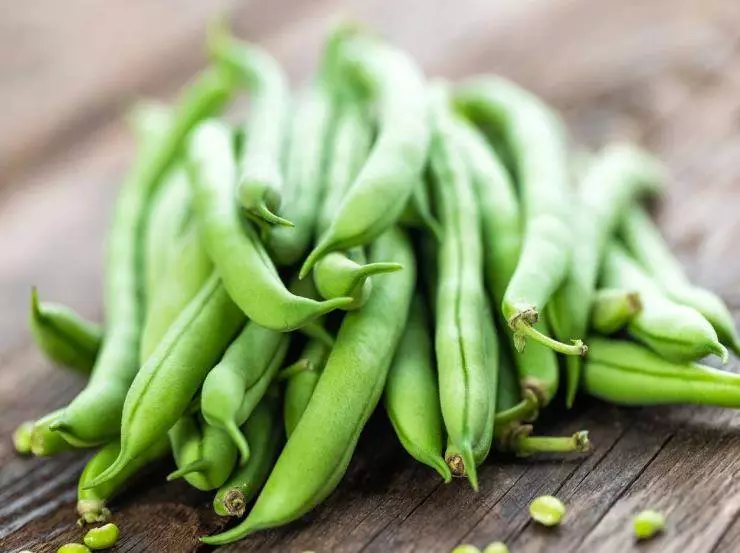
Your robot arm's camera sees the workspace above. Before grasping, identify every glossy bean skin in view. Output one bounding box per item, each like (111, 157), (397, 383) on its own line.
(29, 288), (102, 375)
(621, 205), (740, 355)
(429, 85), (493, 491)
(83, 523), (120, 550)
(85, 274), (245, 489)
(455, 77), (578, 356)
(267, 84), (334, 265)
(384, 295), (450, 482)
(31, 409), (77, 457)
(601, 244), (727, 362)
(584, 337), (740, 407)
(167, 415), (238, 491)
(591, 289), (642, 335)
(77, 438), (169, 524)
(214, 391), (284, 517)
(188, 120), (351, 330)
(201, 227), (416, 545)
(209, 24), (290, 228)
(201, 321), (289, 462)
(299, 32), (430, 278)
(284, 339), (330, 438)
(143, 167), (190, 298)
(454, 118), (560, 407)
(548, 144), (664, 406)
(51, 69), (234, 447)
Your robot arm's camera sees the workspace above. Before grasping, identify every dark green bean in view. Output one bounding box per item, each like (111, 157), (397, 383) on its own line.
(187, 120), (352, 330)
(29, 288), (102, 375)
(201, 227), (416, 545)
(548, 144), (664, 406)
(384, 295), (450, 482)
(50, 69), (234, 447)
(621, 204), (740, 355)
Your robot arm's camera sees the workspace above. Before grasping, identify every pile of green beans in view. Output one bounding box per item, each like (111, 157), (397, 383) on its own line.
(14, 22), (740, 551)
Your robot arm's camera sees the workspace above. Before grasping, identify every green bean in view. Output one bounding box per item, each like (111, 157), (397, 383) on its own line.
(384, 295), (450, 482)
(50, 68), (234, 447)
(29, 288), (102, 375)
(201, 227), (416, 544)
(31, 409), (77, 456)
(454, 116), (560, 409)
(299, 31), (429, 278)
(548, 144), (664, 406)
(455, 76), (582, 357)
(483, 542), (509, 553)
(429, 85), (493, 491)
(13, 421), (34, 454)
(214, 390), (283, 517)
(57, 544), (90, 553)
(601, 243), (727, 362)
(143, 166), (192, 301)
(633, 509), (665, 540)
(201, 320), (289, 463)
(83, 274), (245, 489)
(529, 495), (566, 527)
(313, 249), (402, 311)
(77, 438), (169, 524)
(591, 289), (642, 335)
(83, 522), (120, 550)
(187, 120), (352, 330)
(266, 84), (333, 265)
(140, 216), (212, 363)
(167, 415), (238, 491)
(451, 546), (481, 553)
(208, 22), (291, 228)
(584, 337), (740, 407)
(398, 177), (443, 240)
(284, 340), (330, 438)
(621, 204), (740, 355)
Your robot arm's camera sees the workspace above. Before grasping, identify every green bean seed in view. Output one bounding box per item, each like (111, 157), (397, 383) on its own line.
(57, 544), (90, 553)
(83, 523), (120, 550)
(300, 29), (429, 278)
(584, 337), (740, 407)
(77, 438), (169, 524)
(202, 227), (416, 545)
(29, 288), (102, 375)
(51, 68), (234, 447)
(591, 288), (642, 335)
(483, 542), (509, 553)
(548, 143), (664, 406)
(209, 22), (290, 228)
(633, 509), (665, 540)
(622, 204), (740, 355)
(384, 295), (451, 482)
(451, 546), (481, 553)
(529, 495), (566, 527)
(214, 390), (283, 517)
(601, 243), (727, 362)
(188, 120), (351, 330)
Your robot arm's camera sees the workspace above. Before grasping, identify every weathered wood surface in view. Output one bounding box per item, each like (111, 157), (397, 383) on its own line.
(2, 0), (740, 551)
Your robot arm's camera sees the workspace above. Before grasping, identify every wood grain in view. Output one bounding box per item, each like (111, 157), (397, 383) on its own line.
(2, 0), (740, 551)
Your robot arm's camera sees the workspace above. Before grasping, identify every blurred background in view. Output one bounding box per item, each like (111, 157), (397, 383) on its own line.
(2, 1), (740, 551)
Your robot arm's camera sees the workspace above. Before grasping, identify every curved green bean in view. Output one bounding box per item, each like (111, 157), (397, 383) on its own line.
(29, 288), (102, 375)
(284, 339), (330, 438)
(214, 390), (283, 517)
(455, 76), (581, 357)
(299, 32), (429, 278)
(584, 337), (740, 407)
(591, 289), (642, 335)
(201, 227), (416, 545)
(208, 23), (291, 228)
(454, 117), (560, 408)
(429, 85), (493, 491)
(77, 437), (169, 524)
(601, 243), (727, 362)
(548, 144), (664, 406)
(83, 274), (245, 489)
(384, 295), (450, 482)
(50, 68), (234, 447)
(187, 120), (351, 330)
(621, 204), (740, 355)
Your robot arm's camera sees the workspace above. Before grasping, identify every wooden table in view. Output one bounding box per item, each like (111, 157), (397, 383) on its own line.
(2, 0), (740, 551)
